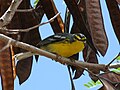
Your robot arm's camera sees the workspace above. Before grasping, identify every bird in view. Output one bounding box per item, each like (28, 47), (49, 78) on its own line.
(37, 33), (86, 57)
(38, 33), (86, 90)
(15, 33), (86, 61)
(15, 33), (86, 90)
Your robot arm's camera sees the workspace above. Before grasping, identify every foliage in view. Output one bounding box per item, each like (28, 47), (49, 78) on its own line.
(34, 0), (39, 7)
(0, 0), (120, 90)
(84, 80), (102, 88)
(112, 68), (120, 73)
(116, 56), (120, 61)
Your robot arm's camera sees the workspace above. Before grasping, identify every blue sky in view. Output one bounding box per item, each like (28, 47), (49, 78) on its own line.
(1, 0), (120, 90)
(14, 0), (120, 90)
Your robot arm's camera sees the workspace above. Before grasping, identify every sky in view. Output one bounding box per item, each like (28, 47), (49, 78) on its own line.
(0, 0), (120, 90)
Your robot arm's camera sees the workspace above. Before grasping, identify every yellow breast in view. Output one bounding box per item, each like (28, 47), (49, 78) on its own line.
(41, 40), (85, 57)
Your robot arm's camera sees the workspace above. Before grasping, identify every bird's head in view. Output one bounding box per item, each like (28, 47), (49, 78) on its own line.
(74, 33), (86, 43)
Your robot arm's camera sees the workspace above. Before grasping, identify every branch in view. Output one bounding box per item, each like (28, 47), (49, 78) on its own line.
(0, 0), (23, 27)
(0, 34), (119, 72)
(16, 8), (34, 12)
(14, 52), (120, 70)
(0, 12), (60, 34)
(0, 40), (12, 53)
(109, 63), (120, 69)
(16, 5), (41, 12)
(107, 52), (120, 66)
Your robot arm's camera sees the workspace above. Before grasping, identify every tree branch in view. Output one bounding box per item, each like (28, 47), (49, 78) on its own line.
(107, 52), (120, 67)
(0, 40), (12, 53)
(109, 63), (120, 69)
(16, 8), (34, 12)
(0, 34), (119, 72)
(0, 0), (23, 27)
(16, 5), (42, 12)
(0, 12), (60, 34)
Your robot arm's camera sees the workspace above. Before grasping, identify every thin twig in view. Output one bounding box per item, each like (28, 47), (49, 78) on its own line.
(109, 63), (120, 69)
(78, 65), (98, 77)
(0, 40), (11, 53)
(16, 5), (41, 12)
(0, 12), (60, 34)
(16, 8), (34, 12)
(106, 52), (120, 67)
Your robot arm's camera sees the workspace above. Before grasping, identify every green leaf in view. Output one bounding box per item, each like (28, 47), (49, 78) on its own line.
(112, 68), (120, 73)
(91, 80), (96, 85)
(84, 80), (102, 88)
(88, 82), (94, 87)
(116, 56), (120, 60)
(96, 80), (102, 85)
(84, 84), (90, 88)
(117, 67), (120, 70)
(34, 0), (39, 7)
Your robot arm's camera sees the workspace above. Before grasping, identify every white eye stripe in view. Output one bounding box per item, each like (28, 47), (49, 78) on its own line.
(77, 33), (85, 38)
(54, 35), (61, 38)
(61, 36), (66, 39)
(54, 35), (66, 39)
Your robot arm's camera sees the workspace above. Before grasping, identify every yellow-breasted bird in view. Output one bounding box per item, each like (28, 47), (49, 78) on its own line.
(38, 33), (86, 90)
(15, 33), (86, 90)
(37, 33), (86, 57)
(15, 33), (86, 60)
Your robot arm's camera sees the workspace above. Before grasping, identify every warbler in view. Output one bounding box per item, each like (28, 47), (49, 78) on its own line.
(37, 33), (86, 57)
(38, 33), (86, 90)
(16, 33), (86, 61)
(15, 33), (86, 90)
